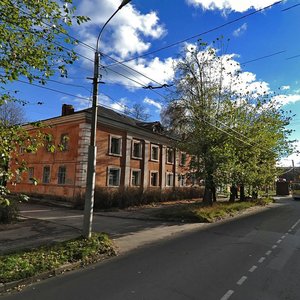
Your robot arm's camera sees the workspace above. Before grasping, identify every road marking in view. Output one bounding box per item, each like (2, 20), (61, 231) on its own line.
(237, 276), (247, 285)
(291, 219), (300, 229)
(265, 250), (272, 256)
(220, 290), (234, 300)
(272, 245), (278, 249)
(276, 239), (282, 244)
(249, 265), (257, 272)
(258, 257), (266, 263)
(281, 235), (286, 239)
(288, 229), (292, 232)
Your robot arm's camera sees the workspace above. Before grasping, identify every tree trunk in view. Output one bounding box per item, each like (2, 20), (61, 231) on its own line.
(229, 185), (237, 203)
(203, 186), (213, 206)
(240, 184), (245, 201)
(212, 185), (217, 203)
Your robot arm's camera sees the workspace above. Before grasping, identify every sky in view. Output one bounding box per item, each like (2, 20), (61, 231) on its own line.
(11, 0), (300, 166)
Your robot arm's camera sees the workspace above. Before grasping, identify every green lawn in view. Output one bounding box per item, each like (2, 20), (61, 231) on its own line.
(0, 233), (115, 284)
(153, 198), (273, 223)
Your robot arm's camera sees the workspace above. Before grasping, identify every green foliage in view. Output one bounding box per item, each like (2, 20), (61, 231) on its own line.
(0, 0), (89, 98)
(162, 38), (294, 202)
(0, 1), (89, 209)
(154, 199), (271, 223)
(0, 233), (115, 283)
(0, 197), (19, 224)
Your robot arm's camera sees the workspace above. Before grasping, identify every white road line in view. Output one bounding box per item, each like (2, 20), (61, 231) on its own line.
(281, 235), (286, 239)
(237, 276), (247, 285)
(265, 250), (272, 256)
(288, 229), (292, 232)
(258, 257), (266, 263)
(272, 245), (278, 249)
(276, 239), (282, 244)
(249, 265), (257, 272)
(291, 219), (300, 229)
(220, 290), (234, 300)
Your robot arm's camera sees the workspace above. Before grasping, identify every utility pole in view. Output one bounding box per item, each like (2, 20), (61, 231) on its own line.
(82, 0), (132, 238)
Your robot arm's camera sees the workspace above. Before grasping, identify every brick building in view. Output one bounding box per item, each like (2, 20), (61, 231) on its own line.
(9, 105), (192, 201)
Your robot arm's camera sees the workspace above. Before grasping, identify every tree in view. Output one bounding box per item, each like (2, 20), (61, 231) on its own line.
(162, 39), (293, 204)
(0, 1), (89, 210)
(0, 101), (26, 126)
(124, 103), (150, 121)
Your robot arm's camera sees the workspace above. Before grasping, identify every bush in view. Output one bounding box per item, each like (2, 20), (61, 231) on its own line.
(0, 200), (19, 224)
(93, 186), (204, 209)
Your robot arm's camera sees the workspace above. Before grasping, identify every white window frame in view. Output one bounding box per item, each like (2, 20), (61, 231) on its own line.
(150, 144), (159, 162)
(150, 171), (159, 187)
(107, 166), (121, 187)
(131, 169), (141, 186)
(180, 152), (187, 166)
(109, 135), (122, 156)
(166, 172), (174, 187)
(166, 147), (174, 164)
(132, 140), (142, 159)
(179, 174), (186, 187)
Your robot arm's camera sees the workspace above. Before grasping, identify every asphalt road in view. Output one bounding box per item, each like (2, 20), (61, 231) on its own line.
(3, 197), (300, 300)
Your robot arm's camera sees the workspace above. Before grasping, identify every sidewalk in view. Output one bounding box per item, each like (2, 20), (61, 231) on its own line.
(0, 201), (207, 255)
(0, 199), (276, 255)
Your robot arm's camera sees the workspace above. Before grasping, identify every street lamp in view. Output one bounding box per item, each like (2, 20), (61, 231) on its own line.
(83, 0), (132, 238)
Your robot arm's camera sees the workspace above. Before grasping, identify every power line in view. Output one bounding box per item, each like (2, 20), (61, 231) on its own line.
(282, 3), (300, 11)
(107, 1), (283, 66)
(17, 79), (92, 102)
(14, 3), (95, 52)
(103, 66), (169, 100)
(286, 54), (300, 60)
(241, 50), (286, 65)
(101, 52), (173, 92)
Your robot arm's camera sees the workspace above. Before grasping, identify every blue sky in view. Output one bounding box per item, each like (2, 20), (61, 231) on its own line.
(12, 0), (300, 166)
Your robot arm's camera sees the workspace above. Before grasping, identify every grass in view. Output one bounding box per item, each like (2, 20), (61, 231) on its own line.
(0, 233), (115, 284)
(154, 197), (274, 223)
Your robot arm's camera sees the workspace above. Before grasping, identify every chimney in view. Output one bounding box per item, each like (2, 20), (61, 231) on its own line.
(62, 104), (74, 116)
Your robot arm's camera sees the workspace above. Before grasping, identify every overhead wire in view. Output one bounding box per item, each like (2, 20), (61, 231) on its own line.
(106, 1), (284, 66)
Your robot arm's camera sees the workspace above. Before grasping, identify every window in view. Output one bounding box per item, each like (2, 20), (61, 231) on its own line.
(60, 134), (69, 151)
(132, 141), (142, 159)
(108, 167), (121, 186)
(179, 174), (186, 187)
(150, 172), (159, 187)
(43, 166), (51, 184)
(19, 147), (26, 154)
(58, 166), (66, 184)
(28, 167), (34, 183)
(110, 136), (122, 156)
(166, 148), (174, 164)
(16, 172), (21, 184)
(166, 173), (174, 187)
(151, 145), (159, 161)
(44, 134), (54, 152)
(180, 152), (187, 166)
(131, 170), (141, 186)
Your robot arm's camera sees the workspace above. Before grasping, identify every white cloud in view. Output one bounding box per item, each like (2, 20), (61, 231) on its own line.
(101, 56), (176, 89)
(182, 44), (271, 99)
(281, 85), (290, 90)
(76, 0), (165, 59)
(186, 0), (280, 13)
(144, 97), (162, 111)
(273, 94), (300, 106)
(233, 23), (247, 37)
